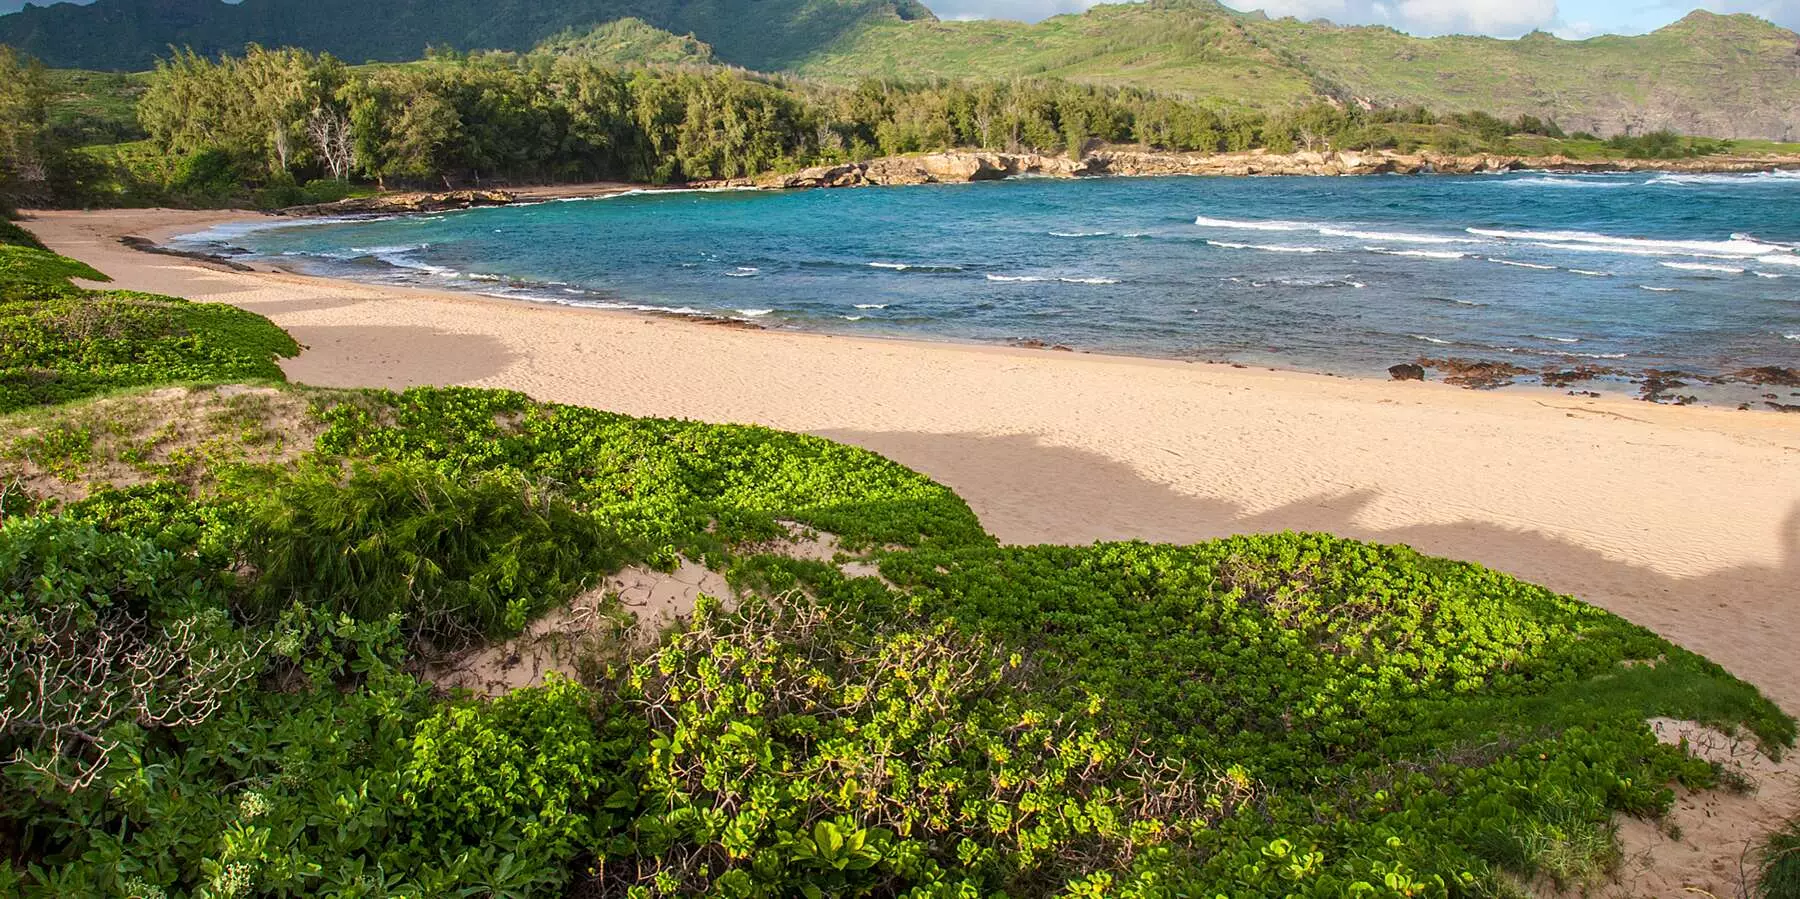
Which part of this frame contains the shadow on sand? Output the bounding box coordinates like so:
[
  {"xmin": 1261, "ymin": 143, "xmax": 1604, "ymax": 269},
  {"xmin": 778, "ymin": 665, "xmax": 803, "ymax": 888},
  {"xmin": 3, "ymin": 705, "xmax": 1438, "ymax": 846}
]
[{"xmin": 816, "ymin": 428, "xmax": 1800, "ymax": 711}]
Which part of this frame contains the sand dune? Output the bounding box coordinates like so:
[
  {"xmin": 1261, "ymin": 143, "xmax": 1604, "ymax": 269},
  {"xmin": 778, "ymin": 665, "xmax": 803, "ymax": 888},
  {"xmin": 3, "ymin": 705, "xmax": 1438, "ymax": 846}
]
[{"xmin": 24, "ymin": 208, "xmax": 1800, "ymax": 718}]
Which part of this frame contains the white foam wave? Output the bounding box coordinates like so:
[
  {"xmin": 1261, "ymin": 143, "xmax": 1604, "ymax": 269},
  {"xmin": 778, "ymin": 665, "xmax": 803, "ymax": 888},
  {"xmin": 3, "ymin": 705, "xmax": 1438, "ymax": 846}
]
[
  {"xmin": 868, "ymin": 262, "xmax": 963, "ymax": 272},
  {"xmin": 1648, "ymin": 170, "xmax": 1800, "ymax": 187},
  {"xmin": 1568, "ymin": 269, "xmax": 1612, "ymax": 277},
  {"xmin": 1049, "ymin": 230, "xmax": 1111, "ymax": 238},
  {"xmin": 1471, "ymin": 227, "xmax": 1788, "ymax": 259},
  {"xmin": 1500, "ymin": 176, "xmax": 1630, "ymax": 189},
  {"xmin": 1787, "ymin": 333, "xmax": 1800, "ymax": 340},
  {"xmin": 1532, "ymin": 335, "xmax": 1581, "ymax": 343},
  {"xmin": 1410, "ymin": 334, "xmax": 1452, "ymax": 345},
  {"xmin": 1319, "ymin": 227, "xmax": 1473, "ymax": 245},
  {"xmin": 1660, "ymin": 262, "xmax": 1745, "ymax": 274},
  {"xmin": 351, "ymin": 243, "xmax": 427, "ymax": 255},
  {"xmin": 1369, "ymin": 248, "xmax": 1467, "ymax": 260},
  {"xmin": 1208, "ymin": 240, "xmax": 1328, "ymax": 254},
  {"xmin": 1547, "ymin": 350, "xmax": 1629, "ymax": 359},
  {"xmin": 986, "ymin": 274, "xmax": 1047, "ymax": 282},
  {"xmin": 842, "ymin": 315, "xmax": 866, "ymax": 321},
  {"xmin": 1756, "ymin": 254, "xmax": 1800, "ymax": 268},
  {"xmin": 1193, "ymin": 216, "xmax": 1312, "ymax": 231},
  {"xmin": 1755, "ymin": 272, "xmax": 1788, "ymax": 279},
  {"xmin": 736, "ymin": 308, "xmax": 774, "ymax": 317},
  {"xmin": 1059, "ymin": 277, "xmax": 1120, "ymax": 285},
  {"xmin": 1639, "ymin": 286, "xmax": 1679, "ymax": 292},
  {"xmin": 853, "ymin": 303, "xmax": 888, "ymax": 309},
  {"xmin": 724, "ymin": 267, "xmax": 759, "ymax": 278},
  {"xmin": 1492, "ymin": 259, "xmax": 1558, "ymax": 270}
]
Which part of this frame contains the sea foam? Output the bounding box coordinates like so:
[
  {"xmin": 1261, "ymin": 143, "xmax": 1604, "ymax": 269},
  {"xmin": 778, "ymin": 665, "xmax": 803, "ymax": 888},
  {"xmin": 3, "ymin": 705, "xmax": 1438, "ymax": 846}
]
[
  {"xmin": 1660, "ymin": 262, "xmax": 1745, "ymax": 274},
  {"xmin": 1207, "ymin": 240, "xmax": 1328, "ymax": 254}
]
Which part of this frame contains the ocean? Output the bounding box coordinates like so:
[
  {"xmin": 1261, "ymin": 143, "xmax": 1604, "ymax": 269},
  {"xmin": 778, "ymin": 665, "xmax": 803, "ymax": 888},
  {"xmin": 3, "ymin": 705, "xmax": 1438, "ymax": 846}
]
[{"xmin": 174, "ymin": 171, "xmax": 1800, "ymax": 394}]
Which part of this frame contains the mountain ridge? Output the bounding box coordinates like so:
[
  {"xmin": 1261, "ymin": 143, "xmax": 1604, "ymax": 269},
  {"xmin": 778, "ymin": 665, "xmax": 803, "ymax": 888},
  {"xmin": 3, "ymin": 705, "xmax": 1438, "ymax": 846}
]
[{"xmin": 5, "ymin": 0, "xmax": 1800, "ymax": 139}]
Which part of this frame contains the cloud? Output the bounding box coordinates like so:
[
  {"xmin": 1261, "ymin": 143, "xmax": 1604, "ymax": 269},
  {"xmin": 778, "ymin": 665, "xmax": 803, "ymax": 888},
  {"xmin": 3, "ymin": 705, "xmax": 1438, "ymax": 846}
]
[{"xmin": 1219, "ymin": 0, "xmax": 1560, "ymax": 36}]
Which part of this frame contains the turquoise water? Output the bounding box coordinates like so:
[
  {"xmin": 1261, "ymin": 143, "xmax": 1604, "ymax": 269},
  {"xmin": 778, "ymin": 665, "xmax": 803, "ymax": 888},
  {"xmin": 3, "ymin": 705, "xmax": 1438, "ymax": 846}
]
[{"xmin": 179, "ymin": 171, "xmax": 1800, "ymax": 382}]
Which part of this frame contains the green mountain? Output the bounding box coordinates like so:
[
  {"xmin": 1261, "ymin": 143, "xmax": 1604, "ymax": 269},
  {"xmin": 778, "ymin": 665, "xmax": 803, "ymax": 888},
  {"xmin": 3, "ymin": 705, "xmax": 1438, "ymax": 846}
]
[
  {"xmin": 5, "ymin": 0, "xmax": 1799, "ymax": 139},
  {"xmin": 794, "ymin": 1, "xmax": 1800, "ymax": 140},
  {"xmin": 532, "ymin": 18, "xmax": 716, "ymax": 67},
  {"xmin": 0, "ymin": 0, "xmax": 932, "ymax": 72}
]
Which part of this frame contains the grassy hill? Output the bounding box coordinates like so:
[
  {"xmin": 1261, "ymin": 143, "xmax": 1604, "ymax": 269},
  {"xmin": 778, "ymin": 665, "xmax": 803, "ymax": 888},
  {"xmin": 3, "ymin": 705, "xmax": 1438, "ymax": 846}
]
[
  {"xmin": 533, "ymin": 18, "xmax": 717, "ymax": 67},
  {"xmin": 791, "ymin": 0, "xmax": 1800, "ymax": 140},
  {"xmin": 6, "ymin": 0, "xmax": 1800, "ymax": 139},
  {"xmin": 0, "ymin": 0, "xmax": 933, "ymax": 73}
]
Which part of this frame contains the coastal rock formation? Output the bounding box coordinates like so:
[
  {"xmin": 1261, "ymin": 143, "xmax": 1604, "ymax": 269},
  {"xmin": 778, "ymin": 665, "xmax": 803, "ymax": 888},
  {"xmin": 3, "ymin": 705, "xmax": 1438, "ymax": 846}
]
[
  {"xmin": 748, "ymin": 152, "xmax": 1095, "ymax": 189},
  {"xmin": 278, "ymin": 189, "xmax": 514, "ymax": 217},
  {"xmin": 696, "ymin": 148, "xmax": 1800, "ymax": 191}
]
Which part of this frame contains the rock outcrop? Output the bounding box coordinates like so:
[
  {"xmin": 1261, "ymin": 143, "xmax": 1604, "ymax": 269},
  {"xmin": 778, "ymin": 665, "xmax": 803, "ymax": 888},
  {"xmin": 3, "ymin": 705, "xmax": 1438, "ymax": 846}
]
[
  {"xmin": 695, "ymin": 147, "xmax": 1800, "ymax": 191},
  {"xmin": 278, "ymin": 189, "xmax": 515, "ymax": 217}
]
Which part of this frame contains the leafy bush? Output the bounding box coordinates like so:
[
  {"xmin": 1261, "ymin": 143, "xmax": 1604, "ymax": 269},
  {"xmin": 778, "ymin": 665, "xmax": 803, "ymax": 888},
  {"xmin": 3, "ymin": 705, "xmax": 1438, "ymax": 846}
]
[
  {"xmin": 0, "ymin": 220, "xmax": 45, "ymax": 252},
  {"xmin": 0, "ymin": 288, "xmax": 299, "ymax": 413},
  {"xmin": 313, "ymin": 386, "xmax": 990, "ymax": 553},
  {"xmin": 245, "ymin": 460, "xmax": 628, "ymax": 646},
  {"xmin": 1760, "ymin": 816, "xmax": 1800, "ymax": 899},
  {"xmin": 616, "ymin": 594, "xmax": 1224, "ymax": 897},
  {"xmin": 403, "ymin": 677, "xmax": 639, "ymax": 886},
  {"xmin": 0, "ymin": 516, "xmax": 257, "ymax": 792}
]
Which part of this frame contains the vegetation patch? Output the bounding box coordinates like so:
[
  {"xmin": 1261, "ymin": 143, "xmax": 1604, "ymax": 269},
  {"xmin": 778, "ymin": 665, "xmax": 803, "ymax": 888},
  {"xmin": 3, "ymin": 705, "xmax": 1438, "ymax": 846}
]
[{"xmin": 0, "ymin": 237, "xmax": 1795, "ymax": 898}]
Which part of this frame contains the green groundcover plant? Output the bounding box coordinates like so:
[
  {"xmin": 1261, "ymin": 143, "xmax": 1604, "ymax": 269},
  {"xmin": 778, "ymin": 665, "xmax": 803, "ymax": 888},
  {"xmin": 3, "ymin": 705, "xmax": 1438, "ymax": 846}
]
[{"xmin": 0, "ymin": 233, "xmax": 1795, "ymax": 898}]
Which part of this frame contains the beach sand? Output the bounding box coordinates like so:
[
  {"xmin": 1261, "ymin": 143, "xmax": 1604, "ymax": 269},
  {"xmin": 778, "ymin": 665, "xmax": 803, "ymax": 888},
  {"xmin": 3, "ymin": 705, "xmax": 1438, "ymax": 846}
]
[
  {"xmin": 24, "ymin": 207, "xmax": 1800, "ymax": 708},
  {"xmin": 22, "ymin": 206, "xmax": 1800, "ymax": 894}
]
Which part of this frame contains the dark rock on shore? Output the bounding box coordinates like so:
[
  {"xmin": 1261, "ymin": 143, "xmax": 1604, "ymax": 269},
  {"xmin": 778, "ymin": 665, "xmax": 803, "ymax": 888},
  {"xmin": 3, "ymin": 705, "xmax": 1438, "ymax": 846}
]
[
  {"xmin": 278, "ymin": 189, "xmax": 515, "ymax": 217},
  {"xmin": 1387, "ymin": 363, "xmax": 1425, "ymax": 381},
  {"xmin": 1417, "ymin": 357, "xmax": 1531, "ymax": 389},
  {"xmin": 1735, "ymin": 366, "xmax": 1800, "ymax": 387},
  {"xmin": 1541, "ymin": 365, "xmax": 1629, "ymax": 388},
  {"xmin": 119, "ymin": 236, "xmax": 255, "ymax": 271}
]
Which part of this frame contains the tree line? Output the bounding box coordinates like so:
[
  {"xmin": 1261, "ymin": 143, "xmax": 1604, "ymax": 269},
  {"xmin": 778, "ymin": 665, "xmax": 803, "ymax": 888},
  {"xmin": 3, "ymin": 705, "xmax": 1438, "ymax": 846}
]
[
  {"xmin": 127, "ymin": 47, "xmax": 1573, "ymax": 190},
  {"xmin": 2, "ymin": 42, "xmax": 1722, "ymax": 210}
]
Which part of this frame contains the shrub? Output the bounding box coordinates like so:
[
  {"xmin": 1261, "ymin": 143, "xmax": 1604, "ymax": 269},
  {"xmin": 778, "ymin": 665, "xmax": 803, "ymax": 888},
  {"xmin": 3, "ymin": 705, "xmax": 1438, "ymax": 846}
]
[
  {"xmin": 0, "ymin": 220, "xmax": 45, "ymax": 252},
  {"xmin": 0, "ymin": 288, "xmax": 299, "ymax": 413},
  {"xmin": 312, "ymin": 386, "xmax": 992, "ymax": 554},
  {"xmin": 1760, "ymin": 817, "xmax": 1800, "ymax": 899},
  {"xmin": 244, "ymin": 460, "xmax": 628, "ymax": 646},
  {"xmin": 402, "ymin": 677, "xmax": 638, "ymax": 887},
  {"xmin": 0, "ymin": 516, "xmax": 258, "ymax": 791}
]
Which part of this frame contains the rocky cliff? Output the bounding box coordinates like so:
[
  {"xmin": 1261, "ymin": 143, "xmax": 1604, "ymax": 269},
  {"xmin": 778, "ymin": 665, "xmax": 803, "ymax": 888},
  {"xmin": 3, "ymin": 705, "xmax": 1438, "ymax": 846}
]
[{"xmin": 700, "ymin": 148, "xmax": 1800, "ymax": 190}]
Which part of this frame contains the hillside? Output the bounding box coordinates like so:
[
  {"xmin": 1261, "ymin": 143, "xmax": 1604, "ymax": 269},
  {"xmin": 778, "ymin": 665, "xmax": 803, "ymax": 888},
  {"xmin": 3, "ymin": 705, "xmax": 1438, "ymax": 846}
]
[
  {"xmin": 0, "ymin": 0, "xmax": 932, "ymax": 72},
  {"xmin": 533, "ymin": 18, "xmax": 716, "ymax": 67},
  {"xmin": 6, "ymin": 0, "xmax": 1800, "ymax": 139},
  {"xmin": 793, "ymin": 0, "xmax": 1800, "ymax": 140}
]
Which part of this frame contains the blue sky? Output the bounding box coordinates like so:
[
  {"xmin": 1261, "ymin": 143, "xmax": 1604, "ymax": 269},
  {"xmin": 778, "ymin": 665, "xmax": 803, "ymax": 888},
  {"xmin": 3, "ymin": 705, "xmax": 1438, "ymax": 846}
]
[{"xmin": 3, "ymin": 0, "xmax": 1796, "ymax": 36}]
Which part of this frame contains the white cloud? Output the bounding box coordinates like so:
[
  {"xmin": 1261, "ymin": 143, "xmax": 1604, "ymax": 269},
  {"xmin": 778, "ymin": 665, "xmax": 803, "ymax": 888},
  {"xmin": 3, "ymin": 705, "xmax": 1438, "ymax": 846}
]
[{"xmin": 1219, "ymin": 0, "xmax": 1561, "ymax": 36}]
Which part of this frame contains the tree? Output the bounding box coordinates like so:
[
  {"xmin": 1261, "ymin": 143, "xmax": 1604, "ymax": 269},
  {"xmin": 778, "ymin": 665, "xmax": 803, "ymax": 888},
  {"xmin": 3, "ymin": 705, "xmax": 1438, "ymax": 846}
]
[{"xmin": 0, "ymin": 47, "xmax": 52, "ymax": 208}]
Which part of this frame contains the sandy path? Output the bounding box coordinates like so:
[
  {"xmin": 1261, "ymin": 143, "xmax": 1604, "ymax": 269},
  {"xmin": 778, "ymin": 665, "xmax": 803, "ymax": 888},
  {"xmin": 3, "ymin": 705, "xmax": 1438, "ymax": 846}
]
[{"xmin": 21, "ymin": 208, "xmax": 1800, "ymax": 715}]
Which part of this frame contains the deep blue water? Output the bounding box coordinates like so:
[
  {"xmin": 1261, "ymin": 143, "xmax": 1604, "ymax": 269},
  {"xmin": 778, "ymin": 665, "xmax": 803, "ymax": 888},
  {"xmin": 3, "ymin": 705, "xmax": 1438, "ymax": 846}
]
[{"xmin": 177, "ymin": 171, "xmax": 1800, "ymax": 379}]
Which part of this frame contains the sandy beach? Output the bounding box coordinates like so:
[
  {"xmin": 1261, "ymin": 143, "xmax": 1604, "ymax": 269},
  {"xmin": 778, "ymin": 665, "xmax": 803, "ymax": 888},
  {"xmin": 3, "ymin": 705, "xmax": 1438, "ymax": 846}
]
[{"xmin": 21, "ymin": 207, "xmax": 1800, "ymax": 714}]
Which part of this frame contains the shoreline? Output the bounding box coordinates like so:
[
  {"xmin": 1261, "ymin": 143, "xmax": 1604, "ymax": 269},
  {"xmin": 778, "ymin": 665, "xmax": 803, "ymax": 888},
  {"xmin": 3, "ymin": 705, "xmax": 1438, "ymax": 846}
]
[
  {"xmin": 259, "ymin": 151, "xmax": 1800, "ymax": 217},
  {"xmin": 18, "ymin": 206, "xmax": 1800, "ymax": 717},
  {"xmin": 165, "ymin": 190, "xmax": 1800, "ymax": 413}
]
